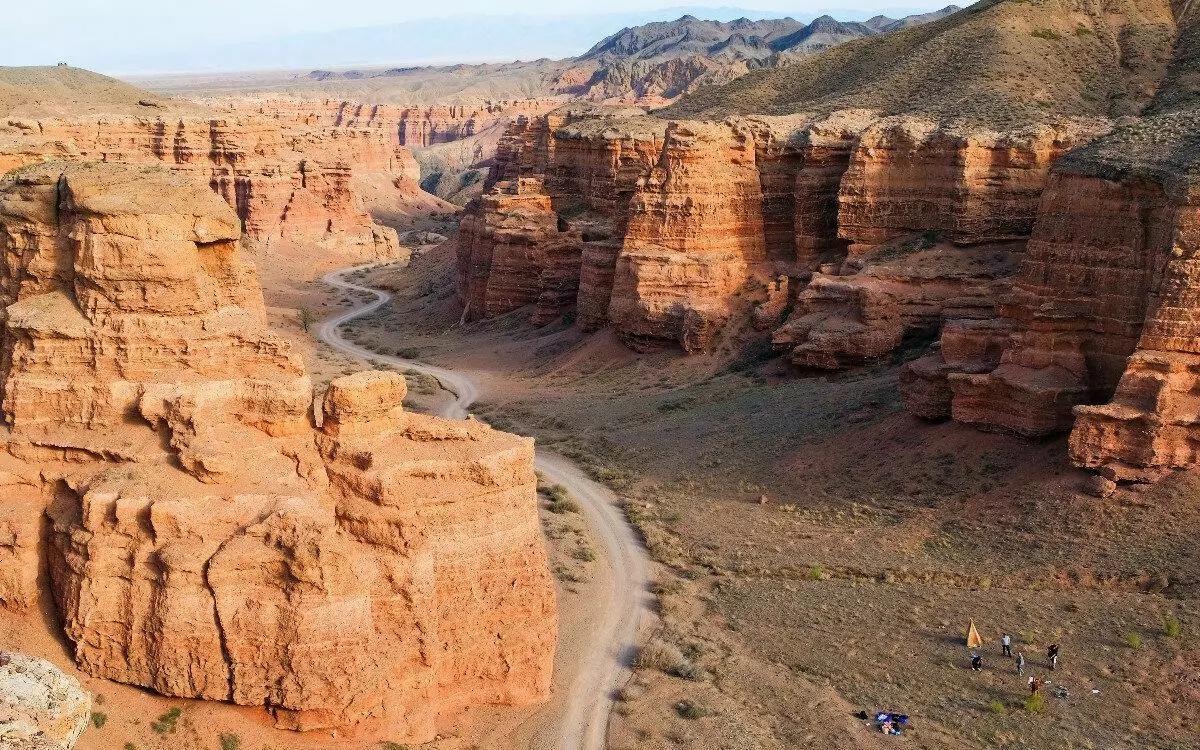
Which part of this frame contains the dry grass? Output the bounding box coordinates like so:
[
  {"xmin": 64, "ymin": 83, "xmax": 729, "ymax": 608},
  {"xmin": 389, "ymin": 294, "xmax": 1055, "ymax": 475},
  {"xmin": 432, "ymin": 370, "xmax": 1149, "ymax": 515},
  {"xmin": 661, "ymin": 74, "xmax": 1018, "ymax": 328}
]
[{"xmin": 665, "ymin": 0, "xmax": 1176, "ymax": 126}]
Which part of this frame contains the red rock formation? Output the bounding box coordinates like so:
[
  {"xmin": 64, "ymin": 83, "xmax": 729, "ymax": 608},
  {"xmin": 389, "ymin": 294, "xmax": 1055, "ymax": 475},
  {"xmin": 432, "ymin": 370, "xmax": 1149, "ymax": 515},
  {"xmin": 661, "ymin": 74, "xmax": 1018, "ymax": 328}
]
[
  {"xmin": 235, "ymin": 99, "xmax": 561, "ymax": 147},
  {"xmin": 458, "ymin": 108, "xmax": 1103, "ymax": 360},
  {"xmin": 609, "ymin": 120, "xmax": 769, "ymax": 351},
  {"xmin": 837, "ymin": 118, "xmax": 1109, "ymax": 254},
  {"xmin": 900, "ymin": 109, "xmax": 1200, "ymax": 481},
  {"xmin": 0, "ymin": 113, "xmax": 433, "ymax": 271},
  {"xmin": 0, "ymin": 163, "xmax": 556, "ymax": 740}
]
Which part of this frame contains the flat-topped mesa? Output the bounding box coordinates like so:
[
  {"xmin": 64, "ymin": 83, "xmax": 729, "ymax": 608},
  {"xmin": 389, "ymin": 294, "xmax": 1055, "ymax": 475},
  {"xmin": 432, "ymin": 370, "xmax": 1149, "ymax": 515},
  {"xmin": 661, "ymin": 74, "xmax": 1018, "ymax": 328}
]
[
  {"xmin": 0, "ymin": 115, "xmax": 418, "ymax": 268},
  {"xmin": 0, "ymin": 163, "xmax": 555, "ymax": 742},
  {"xmin": 456, "ymin": 177, "xmax": 580, "ymax": 323},
  {"xmin": 900, "ymin": 109, "xmax": 1200, "ymax": 481}
]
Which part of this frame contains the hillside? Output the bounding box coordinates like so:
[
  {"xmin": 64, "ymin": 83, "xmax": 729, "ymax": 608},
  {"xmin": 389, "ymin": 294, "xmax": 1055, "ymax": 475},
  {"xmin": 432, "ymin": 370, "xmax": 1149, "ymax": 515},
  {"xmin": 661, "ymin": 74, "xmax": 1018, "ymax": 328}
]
[
  {"xmin": 0, "ymin": 65, "xmax": 197, "ymax": 118},
  {"xmin": 665, "ymin": 0, "xmax": 1176, "ymax": 126}
]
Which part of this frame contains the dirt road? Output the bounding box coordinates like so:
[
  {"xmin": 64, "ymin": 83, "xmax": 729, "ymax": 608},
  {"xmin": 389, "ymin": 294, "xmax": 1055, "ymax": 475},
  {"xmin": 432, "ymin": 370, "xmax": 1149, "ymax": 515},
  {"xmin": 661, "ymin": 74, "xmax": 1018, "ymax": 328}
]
[{"xmin": 320, "ymin": 264, "xmax": 650, "ymax": 750}]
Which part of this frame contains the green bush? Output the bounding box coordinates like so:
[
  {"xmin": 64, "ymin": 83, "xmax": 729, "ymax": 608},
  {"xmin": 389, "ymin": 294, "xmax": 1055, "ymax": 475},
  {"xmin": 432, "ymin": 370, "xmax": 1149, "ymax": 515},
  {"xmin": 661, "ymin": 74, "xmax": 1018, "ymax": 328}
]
[
  {"xmin": 1031, "ymin": 28, "xmax": 1063, "ymax": 40},
  {"xmin": 1074, "ymin": 24, "xmax": 1094, "ymax": 35},
  {"xmin": 806, "ymin": 566, "xmax": 824, "ymax": 581},
  {"xmin": 1024, "ymin": 692, "xmax": 1045, "ymax": 714},
  {"xmin": 150, "ymin": 707, "xmax": 182, "ymax": 735},
  {"xmin": 219, "ymin": 734, "xmax": 242, "ymax": 750},
  {"xmin": 573, "ymin": 546, "xmax": 597, "ymax": 563},
  {"xmin": 1164, "ymin": 617, "xmax": 1182, "ymax": 638},
  {"xmin": 1126, "ymin": 632, "xmax": 1144, "ymax": 650},
  {"xmin": 379, "ymin": 742, "xmax": 410, "ymax": 750},
  {"xmin": 987, "ymin": 700, "xmax": 1006, "ymax": 714},
  {"xmin": 90, "ymin": 712, "xmax": 107, "ymax": 729}
]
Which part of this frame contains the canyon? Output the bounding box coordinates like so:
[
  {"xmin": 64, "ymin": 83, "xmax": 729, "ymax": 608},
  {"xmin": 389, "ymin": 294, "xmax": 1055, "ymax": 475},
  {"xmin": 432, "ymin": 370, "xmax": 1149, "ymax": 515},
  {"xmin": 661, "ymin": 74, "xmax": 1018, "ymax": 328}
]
[
  {"xmin": 0, "ymin": 162, "xmax": 556, "ymax": 743},
  {"xmin": 0, "ymin": 69, "xmax": 459, "ymax": 280},
  {"xmin": 453, "ymin": 0, "xmax": 1200, "ymax": 483}
]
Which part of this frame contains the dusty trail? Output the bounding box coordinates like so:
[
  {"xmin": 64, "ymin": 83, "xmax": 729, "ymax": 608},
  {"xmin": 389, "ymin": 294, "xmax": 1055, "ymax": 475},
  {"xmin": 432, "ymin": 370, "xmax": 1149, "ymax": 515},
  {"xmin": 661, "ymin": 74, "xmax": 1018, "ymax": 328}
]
[{"xmin": 320, "ymin": 263, "xmax": 650, "ymax": 750}]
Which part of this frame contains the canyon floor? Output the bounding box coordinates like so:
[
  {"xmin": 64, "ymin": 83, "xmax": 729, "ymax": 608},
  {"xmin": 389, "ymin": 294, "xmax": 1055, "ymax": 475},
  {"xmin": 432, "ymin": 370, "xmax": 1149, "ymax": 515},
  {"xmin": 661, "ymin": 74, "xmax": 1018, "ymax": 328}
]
[{"xmin": 303, "ymin": 244, "xmax": 1200, "ymax": 750}]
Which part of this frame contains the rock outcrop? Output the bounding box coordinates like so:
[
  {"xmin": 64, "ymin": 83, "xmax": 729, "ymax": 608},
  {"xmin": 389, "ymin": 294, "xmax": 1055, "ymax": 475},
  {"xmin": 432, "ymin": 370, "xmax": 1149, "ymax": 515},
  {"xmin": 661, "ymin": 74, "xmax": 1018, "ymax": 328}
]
[
  {"xmin": 0, "ymin": 163, "xmax": 556, "ymax": 741},
  {"xmin": 0, "ymin": 653, "xmax": 91, "ymax": 750},
  {"xmin": 0, "ymin": 111, "xmax": 433, "ymax": 273},
  {"xmin": 456, "ymin": 106, "xmax": 1102, "ymax": 357},
  {"xmin": 903, "ymin": 108, "xmax": 1200, "ymax": 481}
]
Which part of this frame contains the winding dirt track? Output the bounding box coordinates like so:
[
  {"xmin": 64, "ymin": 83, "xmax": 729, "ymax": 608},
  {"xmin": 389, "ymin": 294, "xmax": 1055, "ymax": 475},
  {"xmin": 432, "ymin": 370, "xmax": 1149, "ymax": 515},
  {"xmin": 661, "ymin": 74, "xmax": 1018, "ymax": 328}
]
[{"xmin": 320, "ymin": 264, "xmax": 650, "ymax": 750}]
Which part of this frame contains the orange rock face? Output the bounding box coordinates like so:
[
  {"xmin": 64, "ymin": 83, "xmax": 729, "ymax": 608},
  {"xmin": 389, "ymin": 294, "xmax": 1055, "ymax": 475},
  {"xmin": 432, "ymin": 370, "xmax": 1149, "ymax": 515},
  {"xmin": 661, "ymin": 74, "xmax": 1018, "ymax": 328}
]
[
  {"xmin": 901, "ymin": 111, "xmax": 1200, "ymax": 481},
  {"xmin": 0, "ymin": 163, "xmax": 556, "ymax": 741},
  {"xmin": 458, "ymin": 107, "xmax": 1099, "ymax": 358},
  {"xmin": 0, "ymin": 112, "xmax": 427, "ymax": 271},
  {"xmin": 837, "ymin": 119, "xmax": 1106, "ymax": 254},
  {"xmin": 235, "ymin": 99, "xmax": 561, "ymax": 148}
]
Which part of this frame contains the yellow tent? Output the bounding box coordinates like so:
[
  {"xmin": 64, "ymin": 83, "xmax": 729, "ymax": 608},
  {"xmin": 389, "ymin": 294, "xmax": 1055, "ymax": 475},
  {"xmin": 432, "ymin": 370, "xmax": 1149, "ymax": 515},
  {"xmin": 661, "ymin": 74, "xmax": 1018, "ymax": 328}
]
[{"xmin": 966, "ymin": 620, "xmax": 983, "ymax": 648}]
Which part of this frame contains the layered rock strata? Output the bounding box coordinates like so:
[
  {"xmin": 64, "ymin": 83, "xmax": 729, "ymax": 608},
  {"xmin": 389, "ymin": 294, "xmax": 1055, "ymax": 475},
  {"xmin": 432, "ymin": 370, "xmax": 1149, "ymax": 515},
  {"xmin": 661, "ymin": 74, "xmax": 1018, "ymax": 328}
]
[
  {"xmin": 0, "ymin": 163, "xmax": 556, "ymax": 740},
  {"xmin": 0, "ymin": 113, "xmax": 426, "ymax": 267},
  {"xmin": 458, "ymin": 106, "xmax": 1102, "ymax": 356},
  {"xmin": 901, "ymin": 109, "xmax": 1200, "ymax": 480},
  {"xmin": 234, "ymin": 99, "xmax": 561, "ymax": 147}
]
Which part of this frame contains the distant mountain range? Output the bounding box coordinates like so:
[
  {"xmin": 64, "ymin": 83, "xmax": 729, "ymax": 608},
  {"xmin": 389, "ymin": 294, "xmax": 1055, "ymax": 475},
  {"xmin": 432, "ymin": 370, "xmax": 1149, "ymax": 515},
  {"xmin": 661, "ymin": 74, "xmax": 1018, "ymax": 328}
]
[
  {"xmin": 100, "ymin": 5, "xmax": 957, "ymax": 75},
  {"xmin": 281, "ymin": 6, "xmax": 961, "ymax": 104}
]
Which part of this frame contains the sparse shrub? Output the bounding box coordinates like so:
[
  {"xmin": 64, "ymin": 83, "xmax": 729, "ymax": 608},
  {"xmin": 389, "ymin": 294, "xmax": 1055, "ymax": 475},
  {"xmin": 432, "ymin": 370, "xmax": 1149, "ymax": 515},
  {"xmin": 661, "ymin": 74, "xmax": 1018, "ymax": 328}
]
[
  {"xmin": 1075, "ymin": 24, "xmax": 1094, "ymax": 35},
  {"xmin": 806, "ymin": 566, "xmax": 824, "ymax": 581},
  {"xmin": 379, "ymin": 743, "xmax": 410, "ymax": 750},
  {"xmin": 1031, "ymin": 28, "xmax": 1063, "ymax": 40},
  {"xmin": 396, "ymin": 347, "xmax": 422, "ymax": 359},
  {"xmin": 219, "ymin": 733, "xmax": 242, "ymax": 750},
  {"xmin": 1024, "ymin": 692, "xmax": 1045, "ymax": 714},
  {"xmin": 90, "ymin": 712, "xmax": 107, "ymax": 729},
  {"xmin": 635, "ymin": 640, "xmax": 687, "ymax": 672},
  {"xmin": 1126, "ymin": 632, "xmax": 1144, "ymax": 649},
  {"xmin": 150, "ymin": 707, "xmax": 182, "ymax": 735},
  {"xmin": 298, "ymin": 306, "xmax": 316, "ymax": 332},
  {"xmin": 674, "ymin": 699, "xmax": 709, "ymax": 719},
  {"xmin": 987, "ymin": 700, "xmax": 1006, "ymax": 714},
  {"xmin": 573, "ymin": 546, "xmax": 596, "ymax": 563},
  {"xmin": 542, "ymin": 484, "xmax": 579, "ymax": 514},
  {"xmin": 123, "ymin": 744, "xmax": 136, "ymax": 750},
  {"xmin": 1164, "ymin": 617, "xmax": 1182, "ymax": 638}
]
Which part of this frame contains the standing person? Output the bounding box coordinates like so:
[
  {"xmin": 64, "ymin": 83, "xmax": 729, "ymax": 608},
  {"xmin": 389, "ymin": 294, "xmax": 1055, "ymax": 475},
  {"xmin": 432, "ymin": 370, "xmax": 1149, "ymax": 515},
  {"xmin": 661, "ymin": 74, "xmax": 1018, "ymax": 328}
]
[
  {"xmin": 1016, "ymin": 651, "xmax": 1025, "ymax": 675},
  {"xmin": 1048, "ymin": 643, "xmax": 1059, "ymax": 670},
  {"xmin": 1029, "ymin": 676, "xmax": 1043, "ymax": 694},
  {"xmin": 1001, "ymin": 633, "xmax": 1013, "ymax": 657}
]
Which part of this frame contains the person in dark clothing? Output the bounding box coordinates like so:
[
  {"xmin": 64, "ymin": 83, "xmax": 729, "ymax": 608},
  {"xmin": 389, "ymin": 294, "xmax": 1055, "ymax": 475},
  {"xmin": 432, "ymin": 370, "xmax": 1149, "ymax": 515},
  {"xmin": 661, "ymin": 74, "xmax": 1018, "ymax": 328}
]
[
  {"xmin": 971, "ymin": 653, "xmax": 983, "ymax": 672},
  {"xmin": 1047, "ymin": 643, "xmax": 1059, "ymax": 670}
]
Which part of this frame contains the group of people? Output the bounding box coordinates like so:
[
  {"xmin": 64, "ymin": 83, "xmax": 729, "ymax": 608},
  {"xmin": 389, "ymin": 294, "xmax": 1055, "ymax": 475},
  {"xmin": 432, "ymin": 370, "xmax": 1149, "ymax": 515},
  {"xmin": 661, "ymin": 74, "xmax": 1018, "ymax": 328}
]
[{"xmin": 970, "ymin": 634, "xmax": 1061, "ymax": 679}]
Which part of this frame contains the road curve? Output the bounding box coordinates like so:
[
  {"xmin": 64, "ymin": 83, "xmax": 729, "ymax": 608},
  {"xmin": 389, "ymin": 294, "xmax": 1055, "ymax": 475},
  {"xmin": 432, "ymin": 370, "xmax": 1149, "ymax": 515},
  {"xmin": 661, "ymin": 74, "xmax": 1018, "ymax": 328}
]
[{"xmin": 319, "ymin": 263, "xmax": 650, "ymax": 750}]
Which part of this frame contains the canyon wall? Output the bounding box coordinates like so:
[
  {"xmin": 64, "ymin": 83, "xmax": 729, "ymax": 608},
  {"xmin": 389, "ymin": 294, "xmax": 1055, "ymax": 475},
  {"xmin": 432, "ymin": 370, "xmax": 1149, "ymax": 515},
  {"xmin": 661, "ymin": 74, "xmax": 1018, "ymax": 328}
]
[
  {"xmin": 902, "ymin": 111, "xmax": 1200, "ymax": 481},
  {"xmin": 456, "ymin": 105, "xmax": 1106, "ymax": 355},
  {"xmin": 0, "ymin": 163, "xmax": 556, "ymax": 741},
  {"xmin": 232, "ymin": 98, "xmax": 562, "ymax": 147},
  {"xmin": 0, "ymin": 111, "xmax": 439, "ymax": 274}
]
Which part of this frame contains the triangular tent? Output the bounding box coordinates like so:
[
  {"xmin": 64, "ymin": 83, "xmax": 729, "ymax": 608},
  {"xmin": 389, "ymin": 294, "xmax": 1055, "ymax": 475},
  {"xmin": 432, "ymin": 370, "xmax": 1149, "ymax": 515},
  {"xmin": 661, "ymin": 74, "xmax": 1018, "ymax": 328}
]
[{"xmin": 966, "ymin": 620, "xmax": 983, "ymax": 648}]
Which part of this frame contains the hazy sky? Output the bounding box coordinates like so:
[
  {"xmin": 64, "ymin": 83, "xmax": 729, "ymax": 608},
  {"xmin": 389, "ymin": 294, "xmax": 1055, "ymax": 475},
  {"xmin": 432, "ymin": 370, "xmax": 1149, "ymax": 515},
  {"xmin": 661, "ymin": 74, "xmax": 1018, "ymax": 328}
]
[{"xmin": 4, "ymin": 1, "xmax": 954, "ymax": 71}]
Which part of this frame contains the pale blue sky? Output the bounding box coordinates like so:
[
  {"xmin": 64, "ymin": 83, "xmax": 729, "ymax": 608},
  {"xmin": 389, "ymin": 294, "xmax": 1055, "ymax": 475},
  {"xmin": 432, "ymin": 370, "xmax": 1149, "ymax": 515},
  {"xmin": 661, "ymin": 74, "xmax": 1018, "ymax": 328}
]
[{"xmin": 3, "ymin": 1, "xmax": 955, "ymax": 73}]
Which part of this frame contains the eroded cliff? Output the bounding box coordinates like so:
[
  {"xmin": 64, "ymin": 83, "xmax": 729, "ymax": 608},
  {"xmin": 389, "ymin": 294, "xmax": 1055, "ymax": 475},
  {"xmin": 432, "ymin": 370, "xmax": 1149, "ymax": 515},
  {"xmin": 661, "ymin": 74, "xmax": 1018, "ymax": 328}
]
[{"xmin": 0, "ymin": 163, "xmax": 556, "ymax": 741}]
